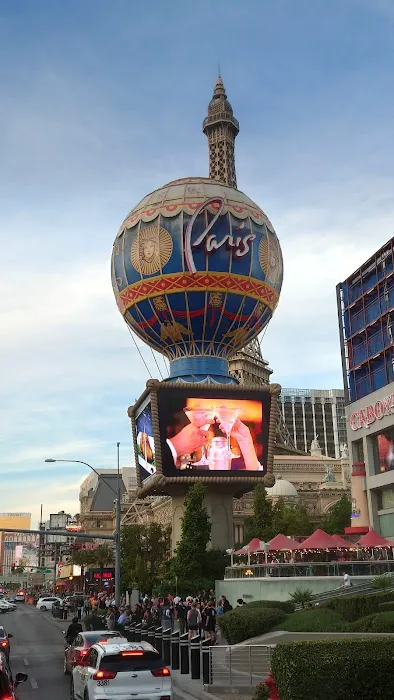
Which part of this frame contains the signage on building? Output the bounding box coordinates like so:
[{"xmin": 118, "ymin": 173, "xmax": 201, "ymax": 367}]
[{"xmin": 349, "ymin": 393, "xmax": 394, "ymax": 431}]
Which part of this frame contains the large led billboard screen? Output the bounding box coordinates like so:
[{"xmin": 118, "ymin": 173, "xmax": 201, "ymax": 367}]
[{"xmin": 130, "ymin": 381, "xmax": 278, "ymax": 490}]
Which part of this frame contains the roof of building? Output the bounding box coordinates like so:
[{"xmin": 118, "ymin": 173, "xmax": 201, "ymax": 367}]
[{"xmin": 266, "ymin": 476, "xmax": 298, "ymax": 498}]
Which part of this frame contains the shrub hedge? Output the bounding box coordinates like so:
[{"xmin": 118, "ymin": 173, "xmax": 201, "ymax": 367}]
[
  {"xmin": 217, "ymin": 606, "xmax": 285, "ymax": 644},
  {"xmin": 272, "ymin": 638, "xmax": 394, "ymax": 700},
  {"xmin": 378, "ymin": 600, "xmax": 394, "ymax": 612},
  {"xmin": 324, "ymin": 591, "xmax": 394, "ymax": 621},
  {"xmin": 350, "ymin": 610, "xmax": 394, "ymax": 633},
  {"xmin": 277, "ymin": 608, "xmax": 347, "ymax": 632},
  {"xmin": 245, "ymin": 599, "xmax": 295, "ymax": 614}
]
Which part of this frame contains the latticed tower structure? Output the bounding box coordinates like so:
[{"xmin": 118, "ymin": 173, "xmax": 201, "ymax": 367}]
[
  {"xmin": 203, "ymin": 76, "xmax": 301, "ymax": 454},
  {"xmin": 203, "ymin": 76, "xmax": 239, "ymax": 189}
]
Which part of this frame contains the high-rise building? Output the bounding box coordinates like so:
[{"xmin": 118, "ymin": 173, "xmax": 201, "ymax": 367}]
[
  {"xmin": 279, "ymin": 388, "xmax": 347, "ymax": 459},
  {"xmin": 0, "ymin": 513, "xmax": 31, "ymax": 574},
  {"xmin": 338, "ymin": 237, "xmax": 394, "ymax": 537}
]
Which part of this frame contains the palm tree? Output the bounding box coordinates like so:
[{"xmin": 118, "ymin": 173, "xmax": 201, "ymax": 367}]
[
  {"xmin": 92, "ymin": 545, "xmax": 115, "ymax": 592},
  {"xmin": 71, "ymin": 548, "xmax": 95, "ymax": 593},
  {"xmin": 289, "ymin": 587, "xmax": 314, "ymax": 609}
]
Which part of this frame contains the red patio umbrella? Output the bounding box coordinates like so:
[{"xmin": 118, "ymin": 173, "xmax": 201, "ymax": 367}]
[
  {"xmin": 295, "ymin": 529, "xmax": 336, "ymax": 550},
  {"xmin": 331, "ymin": 534, "xmax": 353, "ymax": 548},
  {"xmin": 268, "ymin": 533, "xmax": 298, "ymax": 551},
  {"xmin": 233, "ymin": 538, "xmax": 267, "ymax": 555},
  {"xmin": 357, "ymin": 530, "xmax": 392, "ymax": 548}
]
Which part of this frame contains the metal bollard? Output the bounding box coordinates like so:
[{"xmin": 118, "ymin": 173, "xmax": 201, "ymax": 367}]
[
  {"xmin": 154, "ymin": 627, "xmax": 163, "ymax": 658},
  {"xmin": 171, "ymin": 631, "xmax": 180, "ymax": 670},
  {"xmin": 129, "ymin": 623, "xmax": 135, "ymax": 642},
  {"xmin": 148, "ymin": 625, "xmax": 156, "ymax": 646},
  {"xmin": 201, "ymin": 638, "xmax": 211, "ymax": 684},
  {"xmin": 163, "ymin": 628, "xmax": 171, "ymax": 666},
  {"xmin": 134, "ymin": 623, "xmax": 142, "ymax": 642},
  {"xmin": 180, "ymin": 632, "xmax": 189, "ymax": 675},
  {"xmin": 141, "ymin": 625, "xmax": 149, "ymax": 643},
  {"xmin": 190, "ymin": 634, "xmax": 201, "ymax": 680}
]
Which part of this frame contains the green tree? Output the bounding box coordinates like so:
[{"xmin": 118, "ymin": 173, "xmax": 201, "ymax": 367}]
[
  {"xmin": 171, "ymin": 483, "xmax": 211, "ymax": 583},
  {"xmin": 244, "ymin": 483, "xmax": 273, "ymax": 542},
  {"xmin": 92, "ymin": 544, "xmax": 115, "ymax": 591},
  {"xmin": 121, "ymin": 523, "xmax": 170, "ymax": 594},
  {"xmin": 323, "ymin": 495, "xmax": 352, "ymax": 535}
]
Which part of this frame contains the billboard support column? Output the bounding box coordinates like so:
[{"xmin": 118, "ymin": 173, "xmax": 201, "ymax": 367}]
[{"xmin": 171, "ymin": 492, "xmax": 234, "ymax": 554}]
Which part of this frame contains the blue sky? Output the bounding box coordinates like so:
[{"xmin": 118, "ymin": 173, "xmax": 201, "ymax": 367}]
[{"xmin": 1, "ymin": 0, "xmax": 394, "ymax": 523}]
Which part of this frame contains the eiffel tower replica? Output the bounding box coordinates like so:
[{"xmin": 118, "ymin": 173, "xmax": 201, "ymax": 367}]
[{"xmin": 203, "ymin": 77, "xmax": 305, "ymax": 455}]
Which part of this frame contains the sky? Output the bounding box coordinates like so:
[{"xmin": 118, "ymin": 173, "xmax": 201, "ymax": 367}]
[{"xmin": 1, "ymin": 0, "xmax": 394, "ymax": 524}]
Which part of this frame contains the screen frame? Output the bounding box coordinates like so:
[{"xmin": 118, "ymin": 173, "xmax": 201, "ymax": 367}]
[{"xmin": 129, "ymin": 379, "xmax": 280, "ymax": 496}]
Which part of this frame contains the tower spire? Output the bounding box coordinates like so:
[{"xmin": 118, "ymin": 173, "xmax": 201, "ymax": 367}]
[{"xmin": 203, "ymin": 75, "xmax": 239, "ymax": 189}]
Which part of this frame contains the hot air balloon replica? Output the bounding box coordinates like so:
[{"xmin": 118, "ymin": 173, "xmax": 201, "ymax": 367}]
[{"xmin": 117, "ymin": 78, "xmax": 283, "ymax": 550}]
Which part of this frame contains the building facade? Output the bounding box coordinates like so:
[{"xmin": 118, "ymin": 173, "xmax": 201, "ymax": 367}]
[
  {"xmin": 345, "ymin": 384, "xmax": 394, "ymax": 537},
  {"xmin": 279, "ymin": 388, "xmax": 347, "ymax": 459},
  {"xmin": 337, "ymin": 237, "xmax": 394, "ymax": 404},
  {"xmin": 0, "ymin": 513, "xmax": 31, "ymax": 576},
  {"xmin": 338, "ymin": 237, "xmax": 394, "ymax": 538}
]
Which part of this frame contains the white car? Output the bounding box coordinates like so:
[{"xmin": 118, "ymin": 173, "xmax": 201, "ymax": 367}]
[
  {"xmin": 36, "ymin": 596, "xmax": 62, "ymax": 611},
  {"xmin": 70, "ymin": 641, "xmax": 172, "ymax": 700},
  {"xmin": 0, "ymin": 600, "xmax": 15, "ymax": 613}
]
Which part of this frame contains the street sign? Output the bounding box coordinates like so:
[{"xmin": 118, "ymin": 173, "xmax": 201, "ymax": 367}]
[{"xmin": 35, "ymin": 567, "xmax": 52, "ymax": 573}]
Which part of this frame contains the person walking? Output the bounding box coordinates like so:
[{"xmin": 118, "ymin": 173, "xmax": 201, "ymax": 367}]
[
  {"xmin": 187, "ymin": 602, "xmax": 201, "ymax": 640},
  {"xmin": 106, "ymin": 606, "xmax": 116, "ymax": 631},
  {"xmin": 204, "ymin": 600, "xmax": 217, "ymax": 643}
]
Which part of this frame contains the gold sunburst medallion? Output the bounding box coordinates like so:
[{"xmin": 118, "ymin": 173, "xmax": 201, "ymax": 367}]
[
  {"xmin": 130, "ymin": 225, "xmax": 173, "ymax": 275},
  {"xmin": 259, "ymin": 234, "xmax": 281, "ymax": 285}
]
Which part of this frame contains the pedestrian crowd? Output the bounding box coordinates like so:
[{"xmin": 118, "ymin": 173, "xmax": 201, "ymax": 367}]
[{"xmin": 82, "ymin": 590, "xmax": 237, "ymax": 643}]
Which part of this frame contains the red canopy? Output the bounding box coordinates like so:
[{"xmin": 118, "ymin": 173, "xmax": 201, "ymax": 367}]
[
  {"xmin": 268, "ymin": 534, "xmax": 298, "ymax": 551},
  {"xmin": 331, "ymin": 534, "xmax": 353, "ymax": 548},
  {"xmin": 295, "ymin": 529, "xmax": 336, "ymax": 550},
  {"xmin": 357, "ymin": 530, "xmax": 393, "ymax": 548},
  {"xmin": 234, "ymin": 538, "xmax": 267, "ymax": 555}
]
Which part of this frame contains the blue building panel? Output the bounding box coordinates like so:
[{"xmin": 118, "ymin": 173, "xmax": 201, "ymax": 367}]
[{"xmin": 337, "ymin": 237, "xmax": 394, "ymax": 404}]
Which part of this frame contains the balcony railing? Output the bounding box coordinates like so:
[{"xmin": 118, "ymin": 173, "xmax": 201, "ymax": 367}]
[{"xmin": 224, "ymin": 560, "xmax": 394, "ymax": 579}]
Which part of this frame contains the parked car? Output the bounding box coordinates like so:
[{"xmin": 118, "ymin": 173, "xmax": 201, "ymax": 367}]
[
  {"xmin": 0, "ymin": 600, "xmax": 15, "ymax": 613},
  {"xmin": 0, "ymin": 650, "xmax": 27, "ymax": 698},
  {"xmin": 36, "ymin": 596, "xmax": 62, "ymax": 611},
  {"xmin": 63, "ymin": 631, "xmax": 126, "ymax": 674},
  {"xmin": 70, "ymin": 641, "xmax": 171, "ymax": 700},
  {"xmin": 0, "ymin": 627, "xmax": 13, "ymax": 661}
]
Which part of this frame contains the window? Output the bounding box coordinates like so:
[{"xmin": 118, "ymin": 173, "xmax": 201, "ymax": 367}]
[
  {"xmin": 379, "ymin": 512, "xmax": 394, "ymax": 537},
  {"xmin": 352, "ymin": 439, "xmax": 364, "ymax": 464},
  {"xmin": 378, "ymin": 488, "xmax": 394, "ymax": 511},
  {"xmin": 373, "ymin": 429, "xmax": 394, "ymax": 474}
]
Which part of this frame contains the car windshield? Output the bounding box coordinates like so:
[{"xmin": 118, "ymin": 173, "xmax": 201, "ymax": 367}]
[
  {"xmin": 0, "ymin": 630, "xmax": 6, "ymax": 639},
  {"xmin": 100, "ymin": 651, "xmax": 162, "ymax": 672}
]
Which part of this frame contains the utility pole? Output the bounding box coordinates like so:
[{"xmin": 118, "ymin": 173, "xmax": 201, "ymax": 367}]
[{"xmin": 115, "ymin": 442, "xmax": 121, "ymax": 607}]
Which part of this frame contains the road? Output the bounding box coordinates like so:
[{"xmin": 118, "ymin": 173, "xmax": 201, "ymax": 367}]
[
  {"xmin": 3, "ymin": 604, "xmax": 185, "ymax": 700},
  {"xmin": 3, "ymin": 602, "xmax": 70, "ymax": 699}
]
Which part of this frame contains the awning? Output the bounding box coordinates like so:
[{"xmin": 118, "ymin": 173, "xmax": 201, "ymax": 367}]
[
  {"xmin": 234, "ymin": 538, "xmax": 268, "ymax": 555},
  {"xmin": 331, "ymin": 534, "xmax": 353, "ymax": 548},
  {"xmin": 295, "ymin": 529, "xmax": 336, "ymax": 550},
  {"xmin": 268, "ymin": 534, "xmax": 298, "ymax": 551},
  {"xmin": 357, "ymin": 530, "xmax": 393, "ymax": 548}
]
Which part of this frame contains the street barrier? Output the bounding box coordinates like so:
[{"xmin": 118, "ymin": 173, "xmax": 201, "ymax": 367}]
[
  {"xmin": 171, "ymin": 630, "xmax": 180, "ymax": 670},
  {"xmin": 201, "ymin": 638, "xmax": 211, "ymax": 684},
  {"xmin": 141, "ymin": 625, "xmax": 149, "ymax": 643},
  {"xmin": 190, "ymin": 634, "xmax": 201, "ymax": 680},
  {"xmin": 180, "ymin": 632, "xmax": 189, "ymax": 675},
  {"xmin": 163, "ymin": 628, "xmax": 171, "ymax": 666},
  {"xmin": 148, "ymin": 625, "xmax": 155, "ymax": 645},
  {"xmin": 154, "ymin": 627, "xmax": 163, "ymax": 658},
  {"xmin": 134, "ymin": 623, "xmax": 142, "ymax": 642}
]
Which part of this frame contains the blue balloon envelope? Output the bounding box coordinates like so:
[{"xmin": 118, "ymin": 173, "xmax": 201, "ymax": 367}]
[{"xmin": 112, "ymin": 177, "xmax": 283, "ymax": 382}]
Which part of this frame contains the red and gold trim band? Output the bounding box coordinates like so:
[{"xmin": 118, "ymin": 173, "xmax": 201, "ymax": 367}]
[{"xmin": 116, "ymin": 271, "xmax": 279, "ymax": 314}]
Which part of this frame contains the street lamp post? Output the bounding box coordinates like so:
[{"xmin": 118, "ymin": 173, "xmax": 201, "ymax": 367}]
[{"xmin": 45, "ymin": 452, "xmax": 122, "ymax": 606}]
